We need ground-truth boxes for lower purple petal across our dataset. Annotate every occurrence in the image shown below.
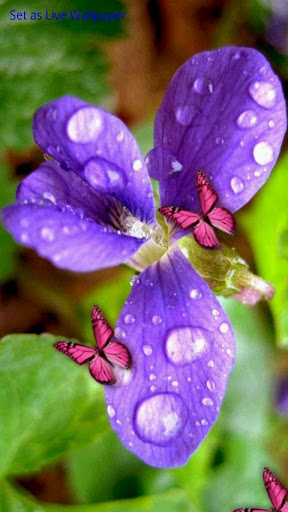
[2,204,143,272]
[105,247,235,467]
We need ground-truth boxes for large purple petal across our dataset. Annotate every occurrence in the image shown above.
[150,46,286,213]
[105,247,235,467]
[33,96,155,223]
[2,162,144,272]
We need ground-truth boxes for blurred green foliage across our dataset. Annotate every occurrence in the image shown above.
[243,152,288,346]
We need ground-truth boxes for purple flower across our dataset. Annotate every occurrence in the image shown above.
[2,46,287,468]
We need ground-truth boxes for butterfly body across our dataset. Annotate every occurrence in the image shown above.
[54,306,132,385]
[159,170,236,250]
[233,467,288,512]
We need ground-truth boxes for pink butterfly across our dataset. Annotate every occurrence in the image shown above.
[234,467,288,512]
[54,306,132,385]
[159,170,236,250]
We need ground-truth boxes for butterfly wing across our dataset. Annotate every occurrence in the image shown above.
[91,306,114,349]
[54,342,96,364]
[263,467,288,510]
[197,171,218,214]
[159,206,201,229]
[208,207,236,235]
[193,219,220,250]
[104,341,132,369]
[89,356,116,385]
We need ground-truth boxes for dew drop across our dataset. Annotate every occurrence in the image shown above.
[134,393,188,446]
[43,191,56,204]
[207,360,214,368]
[215,137,224,145]
[20,232,29,243]
[171,381,179,387]
[170,159,183,173]
[249,81,276,109]
[237,110,258,129]
[115,326,126,340]
[190,288,202,300]
[133,159,143,171]
[67,107,102,143]
[206,379,216,392]
[107,405,116,418]
[230,176,244,194]
[202,397,214,406]
[40,227,54,242]
[219,322,229,334]
[150,385,156,392]
[201,419,208,426]
[253,142,274,166]
[124,314,135,325]
[175,105,193,126]
[116,131,124,142]
[152,315,163,325]
[165,326,210,366]
[193,77,213,94]
[142,345,153,356]
[212,309,219,317]
[268,120,275,129]
[149,373,156,381]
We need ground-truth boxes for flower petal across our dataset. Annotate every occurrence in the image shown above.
[33,96,155,223]
[152,46,287,212]
[2,163,144,272]
[105,247,235,467]
[16,161,124,227]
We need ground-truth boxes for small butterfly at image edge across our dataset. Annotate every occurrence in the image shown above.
[159,170,236,250]
[233,467,288,512]
[54,306,132,386]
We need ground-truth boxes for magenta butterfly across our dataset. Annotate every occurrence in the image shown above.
[234,467,288,512]
[54,306,132,385]
[159,170,236,250]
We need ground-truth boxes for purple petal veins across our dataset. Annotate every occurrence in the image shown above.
[147,46,286,213]
[105,247,235,468]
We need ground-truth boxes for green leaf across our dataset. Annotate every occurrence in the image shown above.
[0,0,125,148]
[241,151,288,346]
[0,164,18,280]
[0,333,109,476]
[0,479,193,512]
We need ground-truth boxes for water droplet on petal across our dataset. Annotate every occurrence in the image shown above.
[237,110,258,129]
[116,131,124,142]
[249,81,276,109]
[190,288,202,300]
[171,380,179,387]
[202,397,214,406]
[207,360,214,368]
[253,142,274,165]
[134,393,188,446]
[230,176,244,194]
[142,345,153,356]
[201,418,208,426]
[132,159,143,171]
[206,379,216,392]
[149,373,156,381]
[67,107,102,143]
[215,137,224,145]
[43,192,56,204]
[40,227,54,242]
[268,120,275,129]
[165,327,210,366]
[115,326,126,340]
[20,232,29,243]
[170,159,183,173]
[152,315,163,325]
[107,405,116,418]
[212,309,219,317]
[175,105,193,126]
[193,77,213,94]
[219,322,229,334]
[124,314,135,325]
